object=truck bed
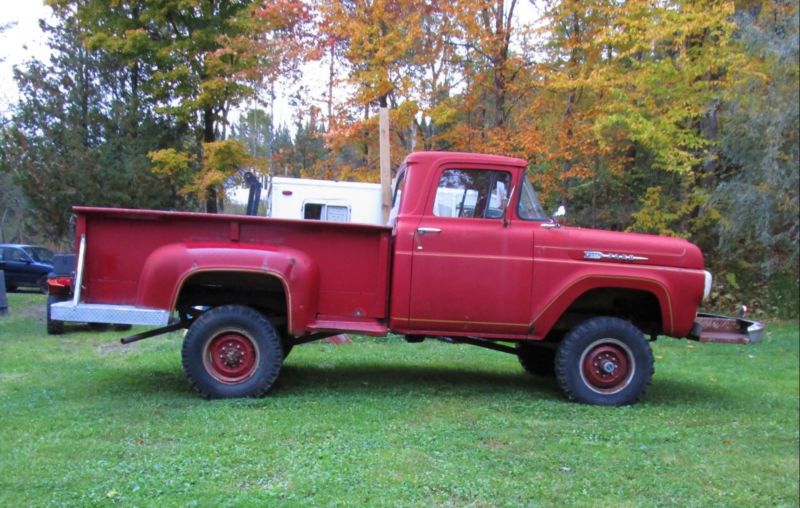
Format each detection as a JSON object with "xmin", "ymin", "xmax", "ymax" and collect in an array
[{"xmin": 71, "ymin": 206, "xmax": 393, "ymax": 332}]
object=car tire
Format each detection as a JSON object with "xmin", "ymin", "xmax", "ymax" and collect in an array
[
  {"xmin": 555, "ymin": 317, "xmax": 654, "ymax": 406},
  {"xmin": 182, "ymin": 305, "xmax": 283, "ymax": 399},
  {"xmin": 46, "ymin": 294, "xmax": 65, "ymax": 335},
  {"xmin": 516, "ymin": 341, "xmax": 556, "ymax": 377},
  {"xmin": 38, "ymin": 276, "xmax": 49, "ymax": 294}
]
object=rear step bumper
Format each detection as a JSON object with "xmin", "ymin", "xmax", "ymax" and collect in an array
[{"xmin": 688, "ymin": 313, "xmax": 765, "ymax": 345}]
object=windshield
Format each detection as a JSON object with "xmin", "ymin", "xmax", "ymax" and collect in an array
[
  {"xmin": 23, "ymin": 247, "xmax": 54, "ymax": 263},
  {"xmin": 517, "ymin": 177, "xmax": 548, "ymax": 221}
]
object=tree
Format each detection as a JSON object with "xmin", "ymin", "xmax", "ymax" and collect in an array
[
  {"xmin": 54, "ymin": 0, "xmax": 309, "ymax": 212},
  {"xmin": 1, "ymin": 15, "xmax": 189, "ymax": 242},
  {"xmin": 712, "ymin": 1, "xmax": 799, "ymax": 310}
]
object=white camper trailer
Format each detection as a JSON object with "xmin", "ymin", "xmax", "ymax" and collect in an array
[{"xmin": 266, "ymin": 176, "xmax": 383, "ymax": 225}]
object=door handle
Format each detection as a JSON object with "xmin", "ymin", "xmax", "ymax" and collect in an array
[{"xmin": 417, "ymin": 227, "xmax": 442, "ymax": 235}]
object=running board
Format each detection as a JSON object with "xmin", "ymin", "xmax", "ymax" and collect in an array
[{"xmin": 306, "ymin": 318, "xmax": 388, "ymax": 337}]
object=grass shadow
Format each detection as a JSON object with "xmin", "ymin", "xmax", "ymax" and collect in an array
[
  {"xmin": 276, "ymin": 363, "xmax": 560, "ymax": 399},
  {"xmin": 645, "ymin": 377, "xmax": 736, "ymax": 407},
  {"xmin": 92, "ymin": 360, "xmax": 562, "ymax": 403},
  {"xmin": 75, "ymin": 352, "xmax": 736, "ymax": 408}
]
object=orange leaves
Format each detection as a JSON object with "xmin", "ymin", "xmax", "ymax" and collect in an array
[{"xmin": 318, "ymin": 0, "xmax": 427, "ymax": 104}]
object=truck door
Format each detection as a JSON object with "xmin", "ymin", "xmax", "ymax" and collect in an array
[{"xmin": 408, "ymin": 168, "xmax": 533, "ymax": 336}]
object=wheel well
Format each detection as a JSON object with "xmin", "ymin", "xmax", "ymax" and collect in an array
[
  {"xmin": 548, "ymin": 288, "xmax": 663, "ymax": 338},
  {"xmin": 175, "ymin": 271, "xmax": 288, "ymax": 331}
]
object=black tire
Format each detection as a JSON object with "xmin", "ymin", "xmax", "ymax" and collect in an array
[
  {"xmin": 281, "ymin": 339, "xmax": 294, "ymax": 359},
  {"xmin": 38, "ymin": 276, "xmax": 49, "ymax": 294},
  {"xmin": 182, "ymin": 305, "xmax": 283, "ymax": 399},
  {"xmin": 555, "ymin": 317, "xmax": 654, "ymax": 406},
  {"xmin": 46, "ymin": 294, "xmax": 65, "ymax": 335},
  {"xmin": 517, "ymin": 341, "xmax": 556, "ymax": 377}
]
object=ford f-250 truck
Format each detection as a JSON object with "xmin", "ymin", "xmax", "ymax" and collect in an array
[{"xmin": 50, "ymin": 151, "xmax": 764, "ymax": 405}]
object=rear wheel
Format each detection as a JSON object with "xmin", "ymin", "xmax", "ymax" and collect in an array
[
  {"xmin": 46, "ymin": 294, "xmax": 65, "ymax": 335},
  {"xmin": 281, "ymin": 338, "xmax": 294, "ymax": 359},
  {"xmin": 182, "ymin": 305, "xmax": 283, "ymax": 399},
  {"xmin": 555, "ymin": 317, "xmax": 654, "ymax": 406},
  {"xmin": 516, "ymin": 341, "xmax": 556, "ymax": 377}
]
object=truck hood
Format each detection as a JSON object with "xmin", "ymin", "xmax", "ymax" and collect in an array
[{"xmin": 538, "ymin": 227, "xmax": 705, "ymax": 270}]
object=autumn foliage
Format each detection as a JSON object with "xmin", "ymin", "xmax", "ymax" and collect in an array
[{"xmin": 1, "ymin": 0, "xmax": 797, "ymax": 315}]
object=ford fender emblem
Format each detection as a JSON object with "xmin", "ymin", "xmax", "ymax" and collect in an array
[{"xmin": 584, "ymin": 250, "xmax": 649, "ymax": 262}]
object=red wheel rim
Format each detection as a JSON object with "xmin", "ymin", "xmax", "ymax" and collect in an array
[
  {"xmin": 204, "ymin": 331, "xmax": 258, "ymax": 383},
  {"xmin": 580, "ymin": 340, "xmax": 634, "ymax": 394}
]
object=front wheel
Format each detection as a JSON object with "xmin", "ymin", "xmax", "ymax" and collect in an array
[
  {"xmin": 555, "ymin": 317, "xmax": 654, "ymax": 406},
  {"xmin": 182, "ymin": 305, "xmax": 283, "ymax": 399}
]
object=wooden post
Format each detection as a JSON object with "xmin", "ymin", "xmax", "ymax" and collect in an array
[{"xmin": 379, "ymin": 96, "xmax": 391, "ymax": 224}]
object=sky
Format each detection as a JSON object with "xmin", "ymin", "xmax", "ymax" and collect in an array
[
  {"xmin": 0, "ymin": 0, "xmax": 51, "ymax": 116},
  {"xmin": 0, "ymin": 0, "xmax": 304, "ymax": 125}
]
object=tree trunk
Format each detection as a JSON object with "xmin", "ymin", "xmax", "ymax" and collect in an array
[{"xmin": 204, "ymin": 107, "xmax": 218, "ymax": 213}]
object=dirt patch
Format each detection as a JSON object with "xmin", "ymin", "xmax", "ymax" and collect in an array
[
  {"xmin": 0, "ymin": 373, "xmax": 25, "ymax": 383},
  {"xmin": 19, "ymin": 302, "xmax": 47, "ymax": 321},
  {"xmin": 0, "ymin": 373, "xmax": 26, "ymax": 396},
  {"xmin": 97, "ymin": 341, "xmax": 139, "ymax": 355}
]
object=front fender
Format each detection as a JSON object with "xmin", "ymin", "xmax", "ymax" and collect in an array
[
  {"xmin": 136, "ymin": 243, "xmax": 319, "ymax": 336},
  {"xmin": 531, "ymin": 274, "xmax": 687, "ymax": 339}
]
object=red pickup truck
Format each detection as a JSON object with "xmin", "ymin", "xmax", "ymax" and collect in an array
[{"xmin": 50, "ymin": 151, "xmax": 763, "ymax": 405}]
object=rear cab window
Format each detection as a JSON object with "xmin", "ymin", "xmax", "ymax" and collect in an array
[{"xmin": 433, "ymin": 169, "xmax": 511, "ymax": 219}]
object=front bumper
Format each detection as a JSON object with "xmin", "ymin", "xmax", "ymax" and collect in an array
[{"xmin": 688, "ymin": 313, "xmax": 765, "ymax": 345}]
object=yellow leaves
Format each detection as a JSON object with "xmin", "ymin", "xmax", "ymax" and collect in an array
[
  {"xmin": 628, "ymin": 186, "xmax": 686, "ymax": 238},
  {"xmin": 148, "ymin": 148, "xmax": 193, "ymax": 179},
  {"xmin": 202, "ymin": 140, "xmax": 250, "ymax": 176},
  {"xmin": 149, "ymin": 141, "xmax": 256, "ymax": 201}
]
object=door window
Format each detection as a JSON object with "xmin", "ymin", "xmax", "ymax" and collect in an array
[
  {"xmin": 433, "ymin": 169, "xmax": 511, "ymax": 219},
  {"xmin": 6, "ymin": 248, "xmax": 28, "ymax": 262}
]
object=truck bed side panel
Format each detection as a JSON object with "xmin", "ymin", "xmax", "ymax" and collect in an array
[{"xmin": 75, "ymin": 207, "xmax": 391, "ymax": 323}]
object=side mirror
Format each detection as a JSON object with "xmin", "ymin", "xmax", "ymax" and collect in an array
[{"xmin": 552, "ymin": 205, "xmax": 566, "ymax": 221}]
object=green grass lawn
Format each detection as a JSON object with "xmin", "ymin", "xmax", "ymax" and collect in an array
[{"xmin": 1, "ymin": 292, "xmax": 798, "ymax": 507}]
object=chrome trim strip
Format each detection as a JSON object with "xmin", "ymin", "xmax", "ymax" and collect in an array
[
  {"xmin": 747, "ymin": 321, "xmax": 765, "ymax": 343},
  {"xmin": 51, "ymin": 302, "xmax": 170, "ymax": 326},
  {"xmin": 703, "ymin": 270, "xmax": 713, "ymax": 301},
  {"xmin": 417, "ymin": 227, "xmax": 442, "ymax": 235},
  {"xmin": 72, "ymin": 234, "xmax": 86, "ymax": 305}
]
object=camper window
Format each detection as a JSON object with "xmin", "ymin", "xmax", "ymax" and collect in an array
[{"xmin": 303, "ymin": 202, "xmax": 351, "ymax": 222}]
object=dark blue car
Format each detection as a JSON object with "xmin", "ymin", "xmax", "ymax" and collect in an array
[{"xmin": 0, "ymin": 244, "xmax": 55, "ymax": 293}]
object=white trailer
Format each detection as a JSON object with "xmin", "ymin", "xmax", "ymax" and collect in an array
[{"xmin": 266, "ymin": 176, "xmax": 383, "ymax": 225}]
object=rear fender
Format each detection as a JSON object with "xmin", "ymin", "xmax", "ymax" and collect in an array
[{"xmin": 136, "ymin": 243, "xmax": 319, "ymax": 336}]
